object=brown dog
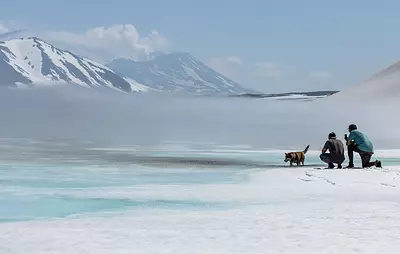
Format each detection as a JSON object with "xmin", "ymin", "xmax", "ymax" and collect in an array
[{"xmin": 284, "ymin": 145, "xmax": 310, "ymax": 166}]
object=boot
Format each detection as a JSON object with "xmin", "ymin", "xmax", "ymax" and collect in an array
[
  {"xmin": 328, "ymin": 162, "xmax": 335, "ymax": 169},
  {"xmin": 337, "ymin": 163, "xmax": 342, "ymax": 169},
  {"xmin": 345, "ymin": 163, "xmax": 354, "ymax": 169}
]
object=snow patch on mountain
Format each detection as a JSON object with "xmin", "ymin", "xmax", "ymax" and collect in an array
[
  {"xmin": 0, "ymin": 37, "xmax": 147, "ymax": 92},
  {"xmin": 107, "ymin": 52, "xmax": 256, "ymax": 95}
]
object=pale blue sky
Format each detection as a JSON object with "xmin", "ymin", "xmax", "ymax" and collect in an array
[{"xmin": 1, "ymin": 0, "xmax": 400, "ymax": 92}]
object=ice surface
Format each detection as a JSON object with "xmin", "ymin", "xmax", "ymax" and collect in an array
[
  {"xmin": 1, "ymin": 140, "xmax": 400, "ymax": 253},
  {"xmin": 0, "ymin": 87, "xmax": 400, "ymax": 253}
]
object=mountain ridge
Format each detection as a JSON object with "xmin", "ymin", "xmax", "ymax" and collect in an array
[
  {"xmin": 1, "ymin": 36, "xmax": 340, "ymax": 99},
  {"xmin": 107, "ymin": 52, "xmax": 256, "ymax": 95},
  {"xmin": 0, "ymin": 36, "xmax": 148, "ymax": 92}
]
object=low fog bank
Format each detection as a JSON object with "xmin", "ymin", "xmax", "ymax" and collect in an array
[{"xmin": 0, "ymin": 86, "xmax": 399, "ymax": 150}]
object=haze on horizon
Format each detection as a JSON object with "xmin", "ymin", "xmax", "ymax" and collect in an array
[{"xmin": 0, "ymin": 86, "xmax": 398, "ymax": 150}]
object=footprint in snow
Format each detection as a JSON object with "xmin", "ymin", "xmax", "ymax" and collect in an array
[
  {"xmin": 303, "ymin": 171, "xmax": 336, "ymax": 186},
  {"xmin": 380, "ymin": 183, "xmax": 396, "ymax": 187}
]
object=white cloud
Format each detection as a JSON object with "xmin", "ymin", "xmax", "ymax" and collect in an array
[
  {"xmin": 0, "ymin": 24, "xmax": 8, "ymax": 34},
  {"xmin": 0, "ymin": 22, "xmax": 169, "ymax": 63},
  {"xmin": 139, "ymin": 30, "xmax": 169, "ymax": 52},
  {"xmin": 208, "ymin": 57, "xmax": 336, "ymax": 92},
  {"xmin": 225, "ymin": 56, "xmax": 243, "ymax": 65},
  {"xmin": 207, "ymin": 58, "xmax": 300, "ymax": 92},
  {"xmin": 207, "ymin": 56, "xmax": 243, "ymax": 78},
  {"xmin": 309, "ymin": 71, "xmax": 332, "ymax": 79},
  {"xmin": 0, "ymin": 20, "xmax": 24, "ymax": 35},
  {"xmin": 254, "ymin": 62, "xmax": 282, "ymax": 78},
  {"xmin": 42, "ymin": 24, "xmax": 169, "ymax": 63},
  {"xmin": 254, "ymin": 62, "xmax": 295, "ymax": 79}
]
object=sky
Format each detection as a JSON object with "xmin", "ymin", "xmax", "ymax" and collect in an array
[{"xmin": 1, "ymin": 0, "xmax": 400, "ymax": 93}]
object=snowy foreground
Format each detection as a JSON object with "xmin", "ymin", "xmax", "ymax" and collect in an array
[{"xmin": 1, "ymin": 143, "xmax": 400, "ymax": 253}]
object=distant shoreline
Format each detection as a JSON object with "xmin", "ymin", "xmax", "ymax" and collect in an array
[{"xmin": 230, "ymin": 90, "xmax": 338, "ymax": 98}]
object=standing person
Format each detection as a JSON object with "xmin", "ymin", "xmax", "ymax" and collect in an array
[
  {"xmin": 320, "ymin": 132, "xmax": 345, "ymax": 169},
  {"xmin": 344, "ymin": 124, "xmax": 382, "ymax": 168}
]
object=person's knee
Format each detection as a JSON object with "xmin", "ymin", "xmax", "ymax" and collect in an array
[{"xmin": 320, "ymin": 154, "xmax": 330, "ymax": 163}]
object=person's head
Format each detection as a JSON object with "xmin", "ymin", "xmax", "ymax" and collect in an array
[
  {"xmin": 348, "ymin": 124, "xmax": 357, "ymax": 132},
  {"xmin": 328, "ymin": 132, "xmax": 336, "ymax": 139}
]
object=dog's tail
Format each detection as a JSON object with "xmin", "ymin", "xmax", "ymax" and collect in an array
[{"xmin": 303, "ymin": 145, "xmax": 310, "ymax": 154}]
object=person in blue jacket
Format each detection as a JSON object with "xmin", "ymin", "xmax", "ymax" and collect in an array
[{"xmin": 344, "ymin": 124, "xmax": 382, "ymax": 168}]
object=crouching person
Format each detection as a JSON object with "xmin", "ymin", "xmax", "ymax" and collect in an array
[
  {"xmin": 320, "ymin": 132, "xmax": 345, "ymax": 169},
  {"xmin": 345, "ymin": 124, "xmax": 382, "ymax": 168}
]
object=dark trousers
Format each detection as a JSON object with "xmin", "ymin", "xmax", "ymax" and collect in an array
[
  {"xmin": 320, "ymin": 153, "xmax": 344, "ymax": 164},
  {"xmin": 348, "ymin": 144, "xmax": 374, "ymax": 167}
]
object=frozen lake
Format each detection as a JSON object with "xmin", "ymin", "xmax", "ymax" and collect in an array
[{"xmin": 1, "ymin": 139, "xmax": 400, "ymax": 253}]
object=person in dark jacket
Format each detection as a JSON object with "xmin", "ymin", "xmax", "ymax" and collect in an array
[{"xmin": 320, "ymin": 132, "xmax": 345, "ymax": 169}]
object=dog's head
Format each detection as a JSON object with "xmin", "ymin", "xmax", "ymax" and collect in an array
[{"xmin": 284, "ymin": 153, "xmax": 293, "ymax": 162}]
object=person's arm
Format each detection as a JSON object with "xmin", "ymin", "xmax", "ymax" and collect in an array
[
  {"xmin": 346, "ymin": 133, "xmax": 354, "ymax": 146},
  {"xmin": 321, "ymin": 141, "xmax": 328, "ymax": 153}
]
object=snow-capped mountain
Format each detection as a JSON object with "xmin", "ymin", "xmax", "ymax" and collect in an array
[
  {"xmin": 107, "ymin": 52, "xmax": 256, "ymax": 95},
  {"xmin": 0, "ymin": 37, "xmax": 148, "ymax": 92}
]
